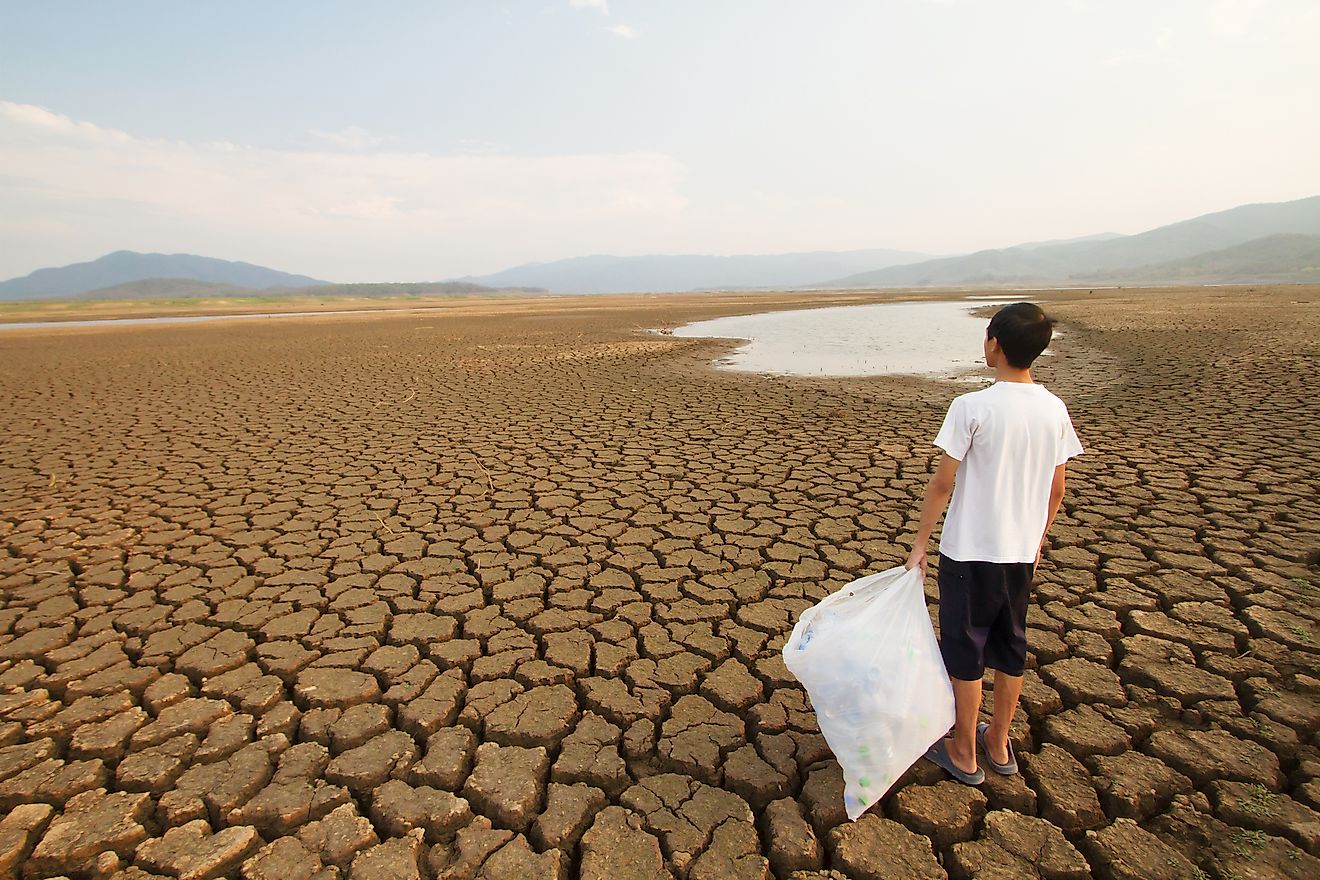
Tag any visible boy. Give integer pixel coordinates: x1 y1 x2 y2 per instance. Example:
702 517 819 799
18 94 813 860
907 302 1082 784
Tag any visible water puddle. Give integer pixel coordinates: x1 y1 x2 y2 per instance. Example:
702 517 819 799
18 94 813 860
668 299 1030 379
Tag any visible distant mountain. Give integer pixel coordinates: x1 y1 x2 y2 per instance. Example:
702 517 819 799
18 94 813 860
12 194 1317 299
827 195 1320 288
458 249 933 294
0 251 327 299
1089 233 1320 285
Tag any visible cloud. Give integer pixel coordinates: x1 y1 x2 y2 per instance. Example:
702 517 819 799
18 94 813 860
1102 26 1175 66
1206 0 1267 39
310 125 388 151
0 101 688 280
569 0 609 13
605 24 638 39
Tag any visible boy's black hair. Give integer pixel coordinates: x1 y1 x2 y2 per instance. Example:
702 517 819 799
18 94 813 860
986 302 1054 369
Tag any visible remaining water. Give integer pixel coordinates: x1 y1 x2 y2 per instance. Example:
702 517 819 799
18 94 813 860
669 299 1022 379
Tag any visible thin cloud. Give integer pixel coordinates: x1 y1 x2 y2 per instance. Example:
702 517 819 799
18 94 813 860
310 125 387 151
1102 27 1175 66
569 0 609 13
1206 0 1267 39
0 101 688 280
605 24 638 39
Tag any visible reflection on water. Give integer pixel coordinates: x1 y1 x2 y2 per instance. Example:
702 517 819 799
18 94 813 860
670 299 1025 379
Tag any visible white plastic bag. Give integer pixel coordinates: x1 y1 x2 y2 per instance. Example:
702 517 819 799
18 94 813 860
782 565 955 820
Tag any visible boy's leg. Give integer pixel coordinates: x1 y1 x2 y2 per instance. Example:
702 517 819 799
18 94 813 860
948 676 983 773
982 560 1032 764
985 670 1023 764
937 555 986 775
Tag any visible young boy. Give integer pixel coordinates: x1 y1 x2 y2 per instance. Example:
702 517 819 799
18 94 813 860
907 302 1082 784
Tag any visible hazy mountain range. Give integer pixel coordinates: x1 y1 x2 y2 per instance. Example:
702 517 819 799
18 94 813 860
0 251 326 299
2 194 1318 300
1087 233 1320 285
454 248 935 295
826 195 1320 288
0 253 528 301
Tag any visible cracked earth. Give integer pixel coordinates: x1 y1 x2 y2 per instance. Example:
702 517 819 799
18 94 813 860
1 286 1317 880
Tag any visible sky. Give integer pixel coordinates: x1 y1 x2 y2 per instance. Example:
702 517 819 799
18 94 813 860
2 0 1319 282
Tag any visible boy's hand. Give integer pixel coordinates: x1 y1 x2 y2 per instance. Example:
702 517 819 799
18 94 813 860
905 545 927 577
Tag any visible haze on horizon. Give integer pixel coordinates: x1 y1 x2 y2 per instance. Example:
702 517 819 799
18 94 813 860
2 0 1319 283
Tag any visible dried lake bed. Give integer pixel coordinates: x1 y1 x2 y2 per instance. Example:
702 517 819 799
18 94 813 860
0 286 1317 879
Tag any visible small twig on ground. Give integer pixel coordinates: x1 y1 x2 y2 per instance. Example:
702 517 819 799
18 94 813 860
467 448 495 497
375 514 395 536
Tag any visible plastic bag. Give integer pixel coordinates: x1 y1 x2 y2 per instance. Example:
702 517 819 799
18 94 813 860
782 565 955 820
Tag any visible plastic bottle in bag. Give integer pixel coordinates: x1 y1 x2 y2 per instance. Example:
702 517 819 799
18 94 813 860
782 565 955 820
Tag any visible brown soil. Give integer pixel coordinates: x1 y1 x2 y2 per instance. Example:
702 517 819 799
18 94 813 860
1 285 1318 879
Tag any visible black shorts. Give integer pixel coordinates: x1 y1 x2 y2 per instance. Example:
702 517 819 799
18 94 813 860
937 554 1033 681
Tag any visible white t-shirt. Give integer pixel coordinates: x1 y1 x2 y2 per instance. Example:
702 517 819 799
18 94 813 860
934 381 1083 563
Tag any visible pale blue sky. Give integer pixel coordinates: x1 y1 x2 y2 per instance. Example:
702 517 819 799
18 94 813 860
2 0 1318 281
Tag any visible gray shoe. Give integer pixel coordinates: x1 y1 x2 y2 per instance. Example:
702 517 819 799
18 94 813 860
976 722 1018 775
925 737 985 785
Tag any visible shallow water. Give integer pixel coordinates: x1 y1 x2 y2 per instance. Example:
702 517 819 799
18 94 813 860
669 299 1021 379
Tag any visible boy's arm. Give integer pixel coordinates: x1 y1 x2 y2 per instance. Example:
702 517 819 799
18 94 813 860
1037 463 1068 568
905 454 960 576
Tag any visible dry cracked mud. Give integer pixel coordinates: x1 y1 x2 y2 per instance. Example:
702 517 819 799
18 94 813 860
1 286 1318 879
